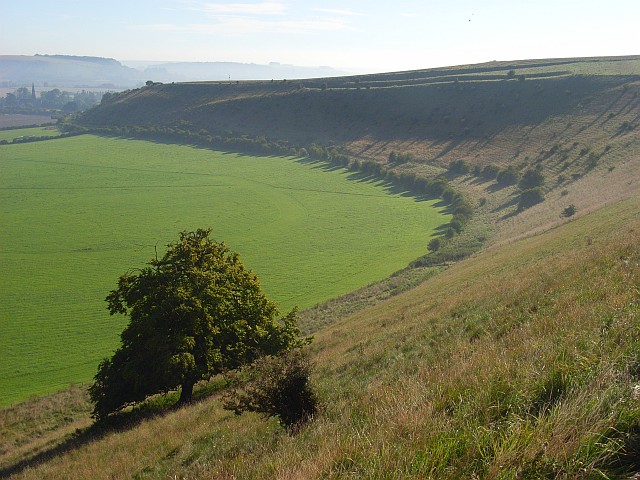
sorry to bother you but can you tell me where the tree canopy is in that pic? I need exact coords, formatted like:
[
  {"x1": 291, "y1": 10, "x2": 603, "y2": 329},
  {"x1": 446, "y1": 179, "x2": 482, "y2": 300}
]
[{"x1": 89, "y1": 229, "x2": 306, "y2": 420}]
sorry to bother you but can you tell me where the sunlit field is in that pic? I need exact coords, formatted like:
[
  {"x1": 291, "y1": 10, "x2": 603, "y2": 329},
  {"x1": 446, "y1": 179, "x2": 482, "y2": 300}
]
[{"x1": 0, "y1": 135, "x2": 449, "y2": 405}]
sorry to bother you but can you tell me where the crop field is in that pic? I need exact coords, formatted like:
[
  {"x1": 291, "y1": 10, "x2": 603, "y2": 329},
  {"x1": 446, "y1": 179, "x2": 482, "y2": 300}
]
[
  {"x1": 0, "y1": 114, "x2": 53, "y2": 129},
  {"x1": 0, "y1": 126, "x2": 60, "y2": 142},
  {"x1": 0, "y1": 135, "x2": 449, "y2": 405}
]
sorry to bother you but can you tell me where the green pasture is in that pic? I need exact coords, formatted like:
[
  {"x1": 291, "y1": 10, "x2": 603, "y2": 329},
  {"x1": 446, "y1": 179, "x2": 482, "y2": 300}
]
[
  {"x1": 0, "y1": 135, "x2": 449, "y2": 405},
  {"x1": 0, "y1": 126, "x2": 60, "y2": 142}
]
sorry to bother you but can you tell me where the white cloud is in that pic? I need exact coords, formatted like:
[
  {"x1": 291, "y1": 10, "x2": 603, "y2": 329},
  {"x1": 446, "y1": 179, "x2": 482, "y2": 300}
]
[{"x1": 202, "y1": 2, "x2": 286, "y2": 16}]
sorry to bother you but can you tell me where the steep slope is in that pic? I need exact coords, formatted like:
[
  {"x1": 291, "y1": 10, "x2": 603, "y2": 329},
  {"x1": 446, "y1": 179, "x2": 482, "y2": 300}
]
[
  {"x1": 2, "y1": 57, "x2": 639, "y2": 478},
  {"x1": 77, "y1": 56, "x2": 640, "y2": 245},
  {"x1": 2, "y1": 197, "x2": 639, "y2": 479}
]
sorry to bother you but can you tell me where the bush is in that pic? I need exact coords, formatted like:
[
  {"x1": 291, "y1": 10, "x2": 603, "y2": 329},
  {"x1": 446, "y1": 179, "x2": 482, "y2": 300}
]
[
  {"x1": 481, "y1": 165, "x2": 500, "y2": 180},
  {"x1": 518, "y1": 168, "x2": 545, "y2": 190},
  {"x1": 223, "y1": 349, "x2": 318, "y2": 430},
  {"x1": 448, "y1": 159, "x2": 470, "y2": 175},
  {"x1": 518, "y1": 188, "x2": 545, "y2": 211},
  {"x1": 496, "y1": 166, "x2": 519, "y2": 186},
  {"x1": 449, "y1": 218, "x2": 464, "y2": 234},
  {"x1": 562, "y1": 204, "x2": 577, "y2": 217},
  {"x1": 428, "y1": 238, "x2": 441, "y2": 252}
]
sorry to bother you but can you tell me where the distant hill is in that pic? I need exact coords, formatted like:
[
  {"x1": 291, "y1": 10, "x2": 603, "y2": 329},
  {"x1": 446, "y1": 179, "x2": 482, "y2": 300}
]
[
  {"x1": 77, "y1": 55, "x2": 640, "y2": 245},
  {"x1": 0, "y1": 55, "x2": 346, "y2": 89},
  {"x1": 0, "y1": 55, "x2": 140, "y2": 88}
]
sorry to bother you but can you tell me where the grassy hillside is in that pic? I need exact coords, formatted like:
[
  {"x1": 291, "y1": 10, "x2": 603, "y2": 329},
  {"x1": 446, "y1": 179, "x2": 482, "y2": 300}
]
[
  {"x1": 0, "y1": 135, "x2": 447, "y2": 406},
  {"x1": 2, "y1": 56, "x2": 639, "y2": 477},
  {"x1": 77, "y1": 55, "x2": 640, "y2": 246},
  {"x1": 2, "y1": 196, "x2": 638, "y2": 479}
]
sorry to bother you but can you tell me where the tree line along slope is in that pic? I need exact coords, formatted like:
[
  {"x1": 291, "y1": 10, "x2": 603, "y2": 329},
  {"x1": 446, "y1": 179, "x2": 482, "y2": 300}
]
[{"x1": 76, "y1": 55, "x2": 640, "y2": 246}]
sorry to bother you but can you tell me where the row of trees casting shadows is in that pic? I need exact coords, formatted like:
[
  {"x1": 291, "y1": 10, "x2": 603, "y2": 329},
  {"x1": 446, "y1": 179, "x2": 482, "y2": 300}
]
[{"x1": 62, "y1": 122, "x2": 475, "y2": 244}]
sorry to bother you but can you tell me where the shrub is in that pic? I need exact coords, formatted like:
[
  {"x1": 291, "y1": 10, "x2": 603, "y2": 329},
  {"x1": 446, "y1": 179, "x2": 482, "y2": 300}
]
[
  {"x1": 428, "y1": 238, "x2": 441, "y2": 252},
  {"x1": 390, "y1": 152, "x2": 413, "y2": 164},
  {"x1": 518, "y1": 188, "x2": 545, "y2": 211},
  {"x1": 518, "y1": 168, "x2": 545, "y2": 190},
  {"x1": 562, "y1": 204, "x2": 577, "y2": 217},
  {"x1": 449, "y1": 218, "x2": 464, "y2": 234},
  {"x1": 448, "y1": 159, "x2": 470, "y2": 175},
  {"x1": 223, "y1": 349, "x2": 318, "y2": 430},
  {"x1": 481, "y1": 165, "x2": 500, "y2": 179},
  {"x1": 496, "y1": 166, "x2": 519, "y2": 186}
]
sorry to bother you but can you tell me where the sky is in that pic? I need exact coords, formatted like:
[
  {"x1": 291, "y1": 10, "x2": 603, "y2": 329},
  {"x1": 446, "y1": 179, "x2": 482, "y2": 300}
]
[{"x1": 1, "y1": 0, "x2": 639, "y2": 73}]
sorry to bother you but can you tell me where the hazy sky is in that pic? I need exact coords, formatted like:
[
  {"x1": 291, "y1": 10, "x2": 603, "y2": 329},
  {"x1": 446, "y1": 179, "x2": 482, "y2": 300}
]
[{"x1": 2, "y1": 0, "x2": 638, "y2": 73}]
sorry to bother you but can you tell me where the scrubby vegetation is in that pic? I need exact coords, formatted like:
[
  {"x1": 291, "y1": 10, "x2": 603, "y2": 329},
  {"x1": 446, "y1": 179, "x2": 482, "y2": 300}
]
[{"x1": 223, "y1": 349, "x2": 318, "y2": 430}]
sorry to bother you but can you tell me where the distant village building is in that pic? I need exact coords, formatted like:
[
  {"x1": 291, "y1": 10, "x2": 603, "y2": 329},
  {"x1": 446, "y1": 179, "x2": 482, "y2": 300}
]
[{"x1": 31, "y1": 83, "x2": 36, "y2": 100}]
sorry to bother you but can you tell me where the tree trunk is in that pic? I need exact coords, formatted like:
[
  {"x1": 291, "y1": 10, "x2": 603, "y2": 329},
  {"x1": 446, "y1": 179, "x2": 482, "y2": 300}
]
[{"x1": 179, "y1": 381, "x2": 194, "y2": 404}]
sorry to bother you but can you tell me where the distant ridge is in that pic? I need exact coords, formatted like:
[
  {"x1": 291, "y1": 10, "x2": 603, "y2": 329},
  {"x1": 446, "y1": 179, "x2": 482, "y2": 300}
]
[
  {"x1": 0, "y1": 55, "x2": 347, "y2": 88},
  {"x1": 0, "y1": 55, "x2": 140, "y2": 88},
  {"x1": 34, "y1": 54, "x2": 122, "y2": 66}
]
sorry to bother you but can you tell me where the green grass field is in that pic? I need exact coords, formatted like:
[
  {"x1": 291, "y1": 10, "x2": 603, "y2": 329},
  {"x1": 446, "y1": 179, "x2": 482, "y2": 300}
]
[
  {"x1": 0, "y1": 126, "x2": 60, "y2": 142},
  {"x1": 0, "y1": 135, "x2": 449, "y2": 406}
]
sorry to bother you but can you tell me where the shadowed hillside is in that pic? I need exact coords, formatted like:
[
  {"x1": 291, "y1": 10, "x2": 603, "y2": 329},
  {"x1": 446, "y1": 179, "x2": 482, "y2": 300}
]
[{"x1": 77, "y1": 55, "x2": 640, "y2": 244}]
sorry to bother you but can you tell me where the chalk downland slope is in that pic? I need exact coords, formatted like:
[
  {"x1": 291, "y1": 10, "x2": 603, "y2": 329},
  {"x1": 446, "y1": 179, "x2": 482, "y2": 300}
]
[
  {"x1": 2, "y1": 56, "x2": 640, "y2": 478},
  {"x1": 78, "y1": 55, "x2": 640, "y2": 244},
  {"x1": 2, "y1": 196, "x2": 639, "y2": 479}
]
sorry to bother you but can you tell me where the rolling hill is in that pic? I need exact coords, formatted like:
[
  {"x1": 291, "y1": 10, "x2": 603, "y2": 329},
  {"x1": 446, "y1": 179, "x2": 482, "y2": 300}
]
[
  {"x1": 77, "y1": 55, "x2": 640, "y2": 245},
  {"x1": 0, "y1": 55, "x2": 346, "y2": 89},
  {"x1": 2, "y1": 55, "x2": 640, "y2": 478}
]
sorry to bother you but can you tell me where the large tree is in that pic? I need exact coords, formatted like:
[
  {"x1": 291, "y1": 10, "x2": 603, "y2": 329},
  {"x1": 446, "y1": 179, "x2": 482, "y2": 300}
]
[{"x1": 89, "y1": 229, "x2": 306, "y2": 420}]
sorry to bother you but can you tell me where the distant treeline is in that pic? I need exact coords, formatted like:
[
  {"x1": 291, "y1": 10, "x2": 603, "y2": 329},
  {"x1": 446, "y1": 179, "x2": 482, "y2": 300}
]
[
  {"x1": 0, "y1": 88, "x2": 103, "y2": 115},
  {"x1": 0, "y1": 131, "x2": 78, "y2": 146},
  {"x1": 64, "y1": 122, "x2": 473, "y2": 249},
  {"x1": 0, "y1": 122, "x2": 56, "y2": 131}
]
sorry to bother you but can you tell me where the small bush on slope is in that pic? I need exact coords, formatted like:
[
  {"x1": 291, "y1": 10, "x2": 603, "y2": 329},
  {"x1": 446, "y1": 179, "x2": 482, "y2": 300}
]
[{"x1": 223, "y1": 349, "x2": 318, "y2": 430}]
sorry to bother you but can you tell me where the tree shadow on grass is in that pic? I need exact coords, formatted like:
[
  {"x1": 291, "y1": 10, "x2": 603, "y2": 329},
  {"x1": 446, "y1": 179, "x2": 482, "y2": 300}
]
[
  {"x1": 0, "y1": 382, "x2": 225, "y2": 479},
  {"x1": 492, "y1": 195, "x2": 520, "y2": 217},
  {"x1": 293, "y1": 158, "x2": 443, "y2": 203},
  {"x1": 294, "y1": 156, "x2": 345, "y2": 172}
]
